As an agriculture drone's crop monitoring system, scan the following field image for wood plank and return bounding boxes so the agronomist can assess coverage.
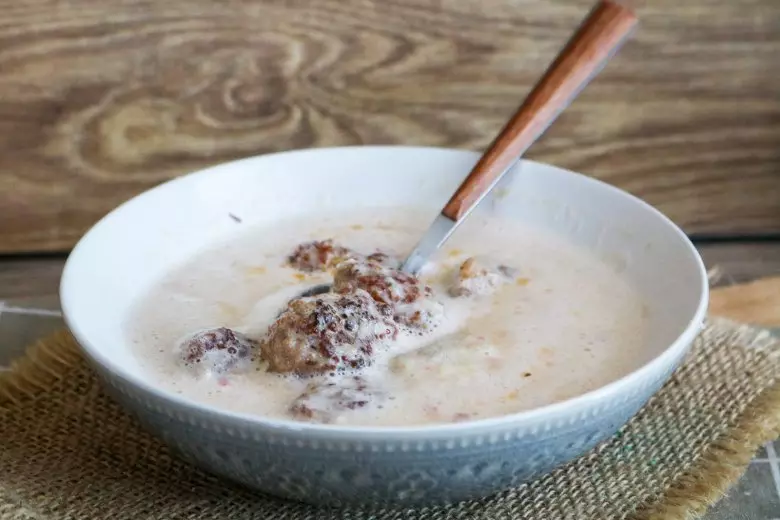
[3,242,780,302]
[0,0,778,252]
[701,242,780,326]
[698,242,780,285]
[709,276,780,327]
[0,257,66,301]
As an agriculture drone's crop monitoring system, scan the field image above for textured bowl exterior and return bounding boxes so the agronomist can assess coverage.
[90,342,688,506]
[62,147,708,507]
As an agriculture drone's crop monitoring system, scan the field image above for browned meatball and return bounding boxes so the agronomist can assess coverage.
[333,258,425,304]
[332,258,442,329]
[289,376,385,423]
[177,327,257,376]
[260,290,397,375]
[365,251,398,267]
[449,257,517,297]
[287,239,353,272]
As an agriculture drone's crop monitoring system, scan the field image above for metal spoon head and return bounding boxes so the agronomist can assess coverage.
[298,284,332,298]
[400,214,458,275]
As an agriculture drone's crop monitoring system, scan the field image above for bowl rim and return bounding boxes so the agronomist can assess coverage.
[60,145,709,439]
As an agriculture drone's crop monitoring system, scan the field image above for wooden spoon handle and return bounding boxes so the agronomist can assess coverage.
[441,0,638,221]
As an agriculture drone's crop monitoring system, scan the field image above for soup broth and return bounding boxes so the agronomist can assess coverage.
[125,208,648,426]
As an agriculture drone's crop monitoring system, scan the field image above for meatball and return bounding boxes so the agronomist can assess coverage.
[287,239,353,272]
[333,258,425,304]
[365,251,398,268]
[448,257,516,297]
[289,376,385,423]
[333,258,442,329]
[176,327,257,376]
[261,290,397,375]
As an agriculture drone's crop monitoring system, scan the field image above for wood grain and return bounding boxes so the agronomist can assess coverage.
[0,257,66,301]
[710,276,780,327]
[0,0,778,252]
[443,0,637,221]
[698,242,780,285]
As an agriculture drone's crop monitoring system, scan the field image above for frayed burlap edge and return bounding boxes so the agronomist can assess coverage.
[0,330,81,409]
[1,320,779,520]
[637,322,780,520]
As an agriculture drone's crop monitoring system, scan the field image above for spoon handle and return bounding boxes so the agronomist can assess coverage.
[441,0,637,221]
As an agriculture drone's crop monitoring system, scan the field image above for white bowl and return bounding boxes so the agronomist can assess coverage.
[61,146,708,506]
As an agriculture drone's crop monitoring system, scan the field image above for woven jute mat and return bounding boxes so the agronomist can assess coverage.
[1,307,779,518]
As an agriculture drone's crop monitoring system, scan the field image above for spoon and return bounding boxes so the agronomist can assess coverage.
[299,0,637,298]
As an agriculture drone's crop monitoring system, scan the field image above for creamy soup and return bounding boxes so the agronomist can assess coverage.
[125,208,649,426]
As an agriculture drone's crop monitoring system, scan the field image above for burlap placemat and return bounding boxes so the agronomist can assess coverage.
[1,317,778,520]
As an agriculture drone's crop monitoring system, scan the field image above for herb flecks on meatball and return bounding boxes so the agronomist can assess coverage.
[289,376,385,423]
[449,257,517,297]
[261,290,397,376]
[287,239,399,273]
[365,251,397,268]
[333,258,443,330]
[287,239,354,272]
[177,327,257,376]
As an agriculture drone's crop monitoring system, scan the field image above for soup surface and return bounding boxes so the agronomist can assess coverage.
[126,208,649,426]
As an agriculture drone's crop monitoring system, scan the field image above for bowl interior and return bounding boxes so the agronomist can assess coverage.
[61,146,707,418]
